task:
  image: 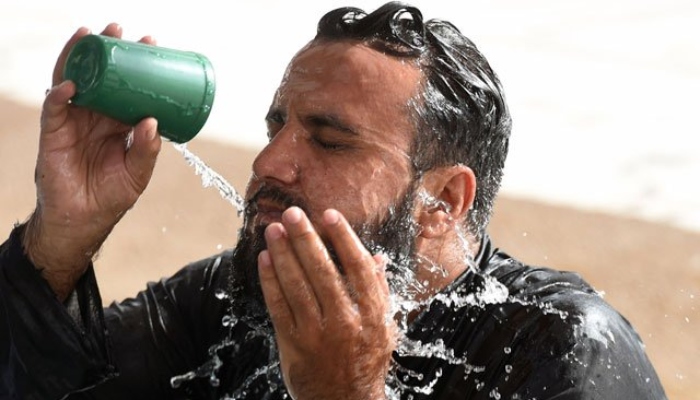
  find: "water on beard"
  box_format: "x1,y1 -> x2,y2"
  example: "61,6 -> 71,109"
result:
168,145 -> 574,399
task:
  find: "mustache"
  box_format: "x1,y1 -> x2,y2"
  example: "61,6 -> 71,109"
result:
245,184 -> 311,219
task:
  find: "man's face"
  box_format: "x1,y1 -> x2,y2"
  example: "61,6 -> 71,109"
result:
248,40 -> 422,242
231,40 -> 423,312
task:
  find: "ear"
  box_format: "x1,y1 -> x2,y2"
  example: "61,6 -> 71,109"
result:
416,165 -> 476,239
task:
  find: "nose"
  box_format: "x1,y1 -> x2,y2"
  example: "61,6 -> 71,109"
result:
252,126 -> 301,186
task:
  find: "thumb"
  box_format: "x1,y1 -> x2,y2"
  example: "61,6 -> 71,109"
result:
41,80 -> 75,134
125,117 -> 161,193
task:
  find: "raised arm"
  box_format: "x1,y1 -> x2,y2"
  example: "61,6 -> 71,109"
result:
21,23 -> 162,301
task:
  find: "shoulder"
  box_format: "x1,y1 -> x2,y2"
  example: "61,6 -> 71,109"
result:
403,238 -> 667,398
478,246 -> 665,396
482,246 -> 637,346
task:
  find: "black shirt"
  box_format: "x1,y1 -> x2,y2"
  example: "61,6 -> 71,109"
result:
0,225 -> 667,399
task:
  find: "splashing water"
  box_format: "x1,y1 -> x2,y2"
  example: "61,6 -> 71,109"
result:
173,143 -> 246,216
167,149 -> 577,399
171,240 -> 574,399
170,349 -> 224,388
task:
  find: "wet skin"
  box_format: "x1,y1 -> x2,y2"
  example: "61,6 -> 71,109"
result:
247,41 -> 423,399
23,24 -> 162,301
247,41 -> 422,234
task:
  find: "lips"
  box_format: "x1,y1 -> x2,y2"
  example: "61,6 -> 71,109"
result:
246,184 -> 308,229
251,198 -> 287,226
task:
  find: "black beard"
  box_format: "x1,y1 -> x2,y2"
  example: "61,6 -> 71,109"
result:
226,182 -> 420,324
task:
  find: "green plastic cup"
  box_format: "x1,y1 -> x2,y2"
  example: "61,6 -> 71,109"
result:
63,34 -> 216,143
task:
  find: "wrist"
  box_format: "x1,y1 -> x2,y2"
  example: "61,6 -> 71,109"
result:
21,209 -> 98,300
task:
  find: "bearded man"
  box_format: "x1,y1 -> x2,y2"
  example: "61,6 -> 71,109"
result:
0,2 -> 667,399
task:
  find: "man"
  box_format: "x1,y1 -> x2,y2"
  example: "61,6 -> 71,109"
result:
0,2 -> 667,399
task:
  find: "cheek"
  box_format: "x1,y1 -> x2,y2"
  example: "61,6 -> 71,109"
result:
302,170 -> 360,213
302,158 -> 410,221
362,165 -> 411,212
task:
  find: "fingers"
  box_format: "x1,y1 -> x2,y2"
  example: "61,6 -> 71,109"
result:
124,117 -> 161,193
373,253 -> 391,299
262,221 -> 322,329
52,24 -> 123,86
53,23 -> 154,87
41,80 -> 75,134
258,249 -> 295,332
52,27 -> 91,86
260,208 -> 395,399
322,209 -> 388,318
138,35 -> 157,46
261,207 -> 388,327
282,207 -> 352,315
99,22 -> 124,38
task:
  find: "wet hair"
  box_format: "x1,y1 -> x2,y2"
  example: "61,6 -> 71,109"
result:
315,2 -> 512,237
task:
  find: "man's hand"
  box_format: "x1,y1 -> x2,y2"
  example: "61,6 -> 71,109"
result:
22,24 -> 162,300
259,207 -> 395,400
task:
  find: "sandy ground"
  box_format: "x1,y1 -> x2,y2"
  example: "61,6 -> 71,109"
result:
2,98 -> 698,399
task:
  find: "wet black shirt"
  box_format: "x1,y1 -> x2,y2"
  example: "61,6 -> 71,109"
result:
0,225 -> 668,399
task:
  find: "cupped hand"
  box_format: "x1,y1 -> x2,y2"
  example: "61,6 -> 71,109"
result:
259,207 -> 395,400
23,24 -> 162,300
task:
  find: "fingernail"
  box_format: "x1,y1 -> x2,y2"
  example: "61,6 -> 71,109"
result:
323,209 -> 340,225
284,207 -> 302,224
258,250 -> 271,268
76,27 -> 91,37
148,125 -> 158,140
265,223 -> 285,240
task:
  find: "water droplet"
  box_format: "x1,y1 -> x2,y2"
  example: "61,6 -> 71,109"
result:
222,315 -> 237,327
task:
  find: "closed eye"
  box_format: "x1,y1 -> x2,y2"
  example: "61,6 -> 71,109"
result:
311,136 -> 347,150
305,114 -> 358,136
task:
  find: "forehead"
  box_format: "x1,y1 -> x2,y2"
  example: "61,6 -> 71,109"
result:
286,40 -> 421,89
276,41 -> 422,129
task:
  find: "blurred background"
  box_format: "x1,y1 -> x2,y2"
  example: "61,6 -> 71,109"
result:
1,1 -> 698,398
